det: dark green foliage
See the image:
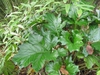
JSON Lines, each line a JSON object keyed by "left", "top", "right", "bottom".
{"left": 1, "top": 0, "right": 100, "bottom": 75}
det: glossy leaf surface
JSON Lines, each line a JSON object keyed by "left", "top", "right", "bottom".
{"left": 12, "top": 33, "right": 58, "bottom": 71}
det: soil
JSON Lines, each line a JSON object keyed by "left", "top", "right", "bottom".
{"left": 17, "top": 67, "right": 96, "bottom": 75}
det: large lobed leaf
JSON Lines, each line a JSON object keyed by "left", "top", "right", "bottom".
{"left": 92, "top": 41, "right": 100, "bottom": 51}
{"left": 84, "top": 55, "right": 100, "bottom": 69}
{"left": 44, "top": 13, "right": 66, "bottom": 35}
{"left": 66, "top": 64, "right": 79, "bottom": 75}
{"left": 0, "top": 60, "right": 15, "bottom": 75}
{"left": 65, "top": 57, "right": 79, "bottom": 75}
{"left": 89, "top": 27, "right": 100, "bottom": 42}
{"left": 12, "top": 33, "right": 58, "bottom": 71}
{"left": 45, "top": 61, "right": 61, "bottom": 75}
{"left": 89, "top": 27, "right": 100, "bottom": 51}
{"left": 60, "top": 30, "right": 83, "bottom": 52}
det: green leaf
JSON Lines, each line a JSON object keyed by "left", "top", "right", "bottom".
{"left": 60, "top": 31, "right": 70, "bottom": 45}
{"left": 68, "top": 5, "right": 78, "bottom": 20}
{"left": 82, "top": 46, "right": 88, "bottom": 57}
{"left": 63, "top": 0, "right": 68, "bottom": 3}
{"left": 84, "top": 56, "right": 94, "bottom": 69}
{"left": 72, "top": 0, "right": 79, "bottom": 2}
{"left": 42, "top": 31, "right": 58, "bottom": 50}
{"left": 80, "top": 12, "right": 90, "bottom": 19}
{"left": 89, "top": 27, "right": 100, "bottom": 42}
{"left": 66, "top": 64, "right": 79, "bottom": 75}
{"left": 76, "top": 19, "right": 88, "bottom": 26}
{"left": 97, "top": 70, "right": 100, "bottom": 75}
{"left": 12, "top": 33, "right": 58, "bottom": 71}
{"left": 47, "top": 72, "right": 60, "bottom": 75}
{"left": 65, "top": 18, "right": 75, "bottom": 24}
{"left": 44, "top": 13, "right": 64, "bottom": 34}
{"left": 76, "top": 52, "right": 84, "bottom": 58}
{"left": 57, "top": 48, "right": 67, "bottom": 57}
{"left": 21, "top": 3, "right": 31, "bottom": 8}
{"left": 92, "top": 41, "right": 100, "bottom": 51}
{"left": 60, "top": 30, "right": 83, "bottom": 52}
{"left": 29, "top": 33, "right": 43, "bottom": 44}
{"left": 77, "top": 9, "right": 82, "bottom": 17}
{"left": 65, "top": 57, "right": 79, "bottom": 75}
{"left": 84, "top": 55, "right": 100, "bottom": 69}
{"left": 0, "top": 60, "right": 15, "bottom": 75}
{"left": 45, "top": 61, "right": 60, "bottom": 75}
{"left": 79, "top": 6, "right": 93, "bottom": 11}
{"left": 76, "top": 2, "right": 94, "bottom": 11}
{"left": 65, "top": 4, "right": 70, "bottom": 14}
{"left": 96, "top": 9, "right": 100, "bottom": 20}
{"left": 65, "top": 57, "right": 73, "bottom": 65}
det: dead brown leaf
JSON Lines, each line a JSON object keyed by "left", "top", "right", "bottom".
{"left": 60, "top": 65, "right": 69, "bottom": 75}
{"left": 86, "top": 44, "right": 94, "bottom": 55}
